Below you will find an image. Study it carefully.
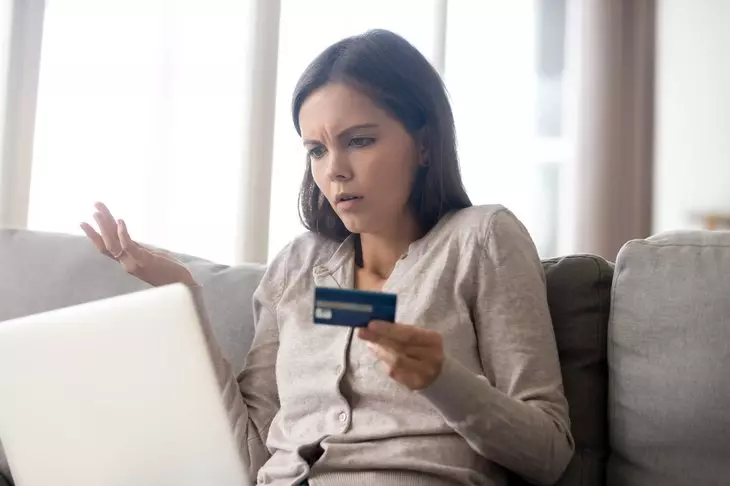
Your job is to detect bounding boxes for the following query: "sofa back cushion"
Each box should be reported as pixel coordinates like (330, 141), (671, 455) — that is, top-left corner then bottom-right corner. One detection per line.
(608, 231), (730, 486)
(510, 255), (613, 486)
(0, 229), (265, 371)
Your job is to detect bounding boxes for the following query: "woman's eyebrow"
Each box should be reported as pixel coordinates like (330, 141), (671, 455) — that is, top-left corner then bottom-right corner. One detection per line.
(302, 123), (379, 146)
(336, 123), (379, 139)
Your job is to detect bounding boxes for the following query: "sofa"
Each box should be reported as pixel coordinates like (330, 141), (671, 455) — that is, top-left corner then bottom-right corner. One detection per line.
(1, 228), (729, 486)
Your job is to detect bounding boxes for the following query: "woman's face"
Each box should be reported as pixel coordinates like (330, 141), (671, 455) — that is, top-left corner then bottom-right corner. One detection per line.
(299, 83), (423, 237)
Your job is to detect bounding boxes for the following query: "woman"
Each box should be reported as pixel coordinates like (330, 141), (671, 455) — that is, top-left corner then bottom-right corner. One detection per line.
(82, 29), (573, 486)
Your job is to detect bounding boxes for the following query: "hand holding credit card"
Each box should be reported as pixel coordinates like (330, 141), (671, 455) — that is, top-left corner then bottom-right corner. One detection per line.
(314, 287), (445, 391)
(313, 287), (397, 327)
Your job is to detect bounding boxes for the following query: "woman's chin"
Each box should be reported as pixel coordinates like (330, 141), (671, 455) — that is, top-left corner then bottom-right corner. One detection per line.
(339, 215), (369, 235)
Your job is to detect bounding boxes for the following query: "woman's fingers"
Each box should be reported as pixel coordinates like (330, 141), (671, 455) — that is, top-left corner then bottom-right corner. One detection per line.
(80, 203), (195, 288)
(362, 334), (434, 360)
(93, 203), (123, 255)
(117, 219), (149, 264)
(358, 323), (445, 390)
(80, 222), (112, 257)
(94, 201), (115, 221)
(93, 202), (118, 233)
(362, 321), (441, 346)
(366, 342), (433, 389)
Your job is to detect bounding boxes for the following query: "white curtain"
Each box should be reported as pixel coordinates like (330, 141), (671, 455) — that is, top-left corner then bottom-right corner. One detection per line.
(569, 0), (655, 260)
(24, 0), (278, 265)
(1, 0), (575, 264)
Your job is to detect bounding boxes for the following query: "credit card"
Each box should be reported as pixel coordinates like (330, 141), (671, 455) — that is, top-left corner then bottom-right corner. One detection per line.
(313, 287), (397, 327)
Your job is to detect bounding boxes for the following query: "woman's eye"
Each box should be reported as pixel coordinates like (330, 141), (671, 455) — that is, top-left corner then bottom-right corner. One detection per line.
(349, 137), (374, 148)
(308, 145), (326, 159)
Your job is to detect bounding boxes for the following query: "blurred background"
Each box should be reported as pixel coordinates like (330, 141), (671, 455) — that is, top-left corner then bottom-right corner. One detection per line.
(0, 0), (725, 265)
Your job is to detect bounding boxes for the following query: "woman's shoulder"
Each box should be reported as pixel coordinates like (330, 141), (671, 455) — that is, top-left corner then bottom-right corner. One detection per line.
(271, 231), (340, 267)
(260, 232), (341, 291)
(441, 204), (527, 246)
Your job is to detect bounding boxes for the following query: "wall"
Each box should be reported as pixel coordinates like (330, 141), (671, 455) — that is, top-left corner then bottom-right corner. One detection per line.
(653, 0), (730, 232)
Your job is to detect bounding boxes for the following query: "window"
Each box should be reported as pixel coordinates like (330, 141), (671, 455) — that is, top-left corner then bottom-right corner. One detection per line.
(28, 0), (256, 263)
(444, 1), (540, 242)
(22, 0), (572, 263)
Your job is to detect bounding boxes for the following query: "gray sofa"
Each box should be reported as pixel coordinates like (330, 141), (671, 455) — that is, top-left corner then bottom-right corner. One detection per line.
(1, 228), (729, 486)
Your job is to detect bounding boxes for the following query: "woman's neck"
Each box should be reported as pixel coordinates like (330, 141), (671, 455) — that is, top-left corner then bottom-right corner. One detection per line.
(358, 216), (422, 281)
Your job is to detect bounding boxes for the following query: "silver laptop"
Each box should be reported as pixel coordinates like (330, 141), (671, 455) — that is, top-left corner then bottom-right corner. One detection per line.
(0, 284), (251, 486)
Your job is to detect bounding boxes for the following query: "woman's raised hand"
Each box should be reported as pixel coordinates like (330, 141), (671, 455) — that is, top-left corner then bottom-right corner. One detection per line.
(80, 202), (197, 287)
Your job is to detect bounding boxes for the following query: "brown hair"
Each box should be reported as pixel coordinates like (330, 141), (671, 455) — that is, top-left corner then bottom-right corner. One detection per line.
(292, 29), (471, 242)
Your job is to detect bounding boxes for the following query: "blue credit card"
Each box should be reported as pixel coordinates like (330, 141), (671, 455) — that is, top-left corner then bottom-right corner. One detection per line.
(313, 287), (397, 327)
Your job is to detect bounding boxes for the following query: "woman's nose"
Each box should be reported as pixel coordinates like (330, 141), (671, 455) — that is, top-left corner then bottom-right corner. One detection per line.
(325, 152), (352, 181)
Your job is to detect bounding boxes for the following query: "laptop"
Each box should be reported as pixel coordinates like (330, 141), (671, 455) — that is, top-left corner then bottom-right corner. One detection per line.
(0, 284), (252, 486)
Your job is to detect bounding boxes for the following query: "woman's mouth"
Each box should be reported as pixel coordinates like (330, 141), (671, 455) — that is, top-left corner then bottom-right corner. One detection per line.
(335, 194), (363, 210)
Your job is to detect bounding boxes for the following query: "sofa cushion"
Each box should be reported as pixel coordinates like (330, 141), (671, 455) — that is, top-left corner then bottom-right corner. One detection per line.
(510, 255), (613, 486)
(0, 229), (264, 371)
(608, 231), (730, 486)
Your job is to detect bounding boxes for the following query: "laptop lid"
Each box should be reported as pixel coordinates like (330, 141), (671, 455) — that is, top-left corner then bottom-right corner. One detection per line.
(0, 284), (251, 486)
